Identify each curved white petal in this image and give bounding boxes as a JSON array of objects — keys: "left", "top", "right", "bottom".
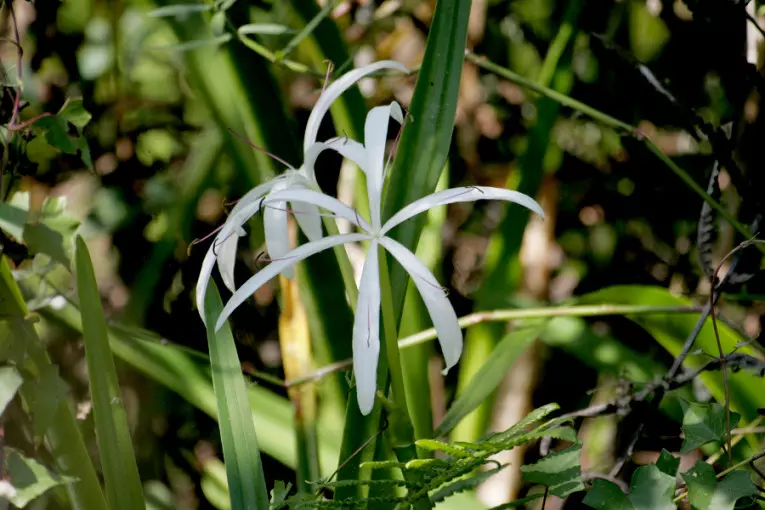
[
  {"left": 291, "top": 200, "right": 322, "bottom": 242},
  {"left": 364, "top": 103, "right": 402, "bottom": 230},
  {"left": 196, "top": 244, "right": 218, "bottom": 325},
  {"left": 381, "top": 186, "right": 544, "bottom": 236},
  {"left": 379, "top": 236, "right": 462, "bottom": 372},
  {"left": 264, "top": 200, "right": 292, "bottom": 279},
  {"left": 215, "top": 233, "right": 371, "bottom": 331},
  {"left": 323, "top": 137, "right": 368, "bottom": 173},
  {"left": 228, "top": 178, "right": 282, "bottom": 218},
  {"left": 353, "top": 240, "right": 381, "bottom": 415},
  {"left": 303, "top": 61, "right": 410, "bottom": 152},
  {"left": 265, "top": 188, "right": 373, "bottom": 233},
  {"left": 217, "top": 226, "right": 246, "bottom": 292}
]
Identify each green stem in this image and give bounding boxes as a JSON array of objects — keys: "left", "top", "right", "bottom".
[{"left": 236, "top": 33, "right": 323, "bottom": 77}]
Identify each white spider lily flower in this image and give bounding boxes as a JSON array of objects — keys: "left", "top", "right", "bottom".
[
  {"left": 211, "top": 102, "right": 544, "bottom": 415},
  {"left": 195, "top": 60, "right": 410, "bottom": 324}
]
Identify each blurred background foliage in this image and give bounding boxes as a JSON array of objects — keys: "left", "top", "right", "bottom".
[{"left": 4, "top": 0, "right": 765, "bottom": 508}]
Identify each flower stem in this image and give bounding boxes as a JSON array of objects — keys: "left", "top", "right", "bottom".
[{"left": 378, "top": 244, "right": 433, "bottom": 509}]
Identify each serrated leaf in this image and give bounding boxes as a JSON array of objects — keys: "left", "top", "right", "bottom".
[
  {"left": 708, "top": 470, "right": 757, "bottom": 510},
  {"left": 430, "top": 464, "right": 506, "bottom": 504},
  {"left": 414, "top": 439, "right": 470, "bottom": 458},
  {"left": 237, "top": 23, "right": 294, "bottom": 35},
  {"left": 27, "top": 363, "right": 68, "bottom": 437},
  {"left": 682, "top": 461, "right": 716, "bottom": 510},
  {"left": 583, "top": 479, "right": 633, "bottom": 509},
  {"left": 486, "top": 402, "right": 561, "bottom": 444},
  {"left": 146, "top": 4, "right": 212, "bottom": 17},
  {"left": 269, "top": 481, "right": 291, "bottom": 510},
  {"left": 5, "top": 447, "right": 76, "bottom": 507},
  {"left": 627, "top": 464, "right": 676, "bottom": 510},
  {"left": 655, "top": 449, "right": 680, "bottom": 478},
  {"left": 0, "top": 366, "right": 22, "bottom": 415},
  {"left": 151, "top": 34, "right": 232, "bottom": 52},
  {"left": 521, "top": 443, "right": 584, "bottom": 497},
  {"left": 435, "top": 325, "right": 547, "bottom": 437},
  {"left": 58, "top": 98, "right": 91, "bottom": 129},
  {"left": 680, "top": 400, "right": 740, "bottom": 453}
]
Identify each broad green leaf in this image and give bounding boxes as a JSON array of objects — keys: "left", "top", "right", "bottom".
[
  {"left": 25, "top": 136, "right": 58, "bottom": 165},
  {"left": 237, "top": 23, "right": 294, "bottom": 35},
  {"left": 34, "top": 116, "right": 77, "bottom": 154},
  {"left": 680, "top": 400, "right": 740, "bottom": 453},
  {"left": 627, "top": 464, "right": 675, "bottom": 510},
  {"left": 708, "top": 470, "right": 756, "bottom": 510},
  {"left": 0, "top": 366, "right": 22, "bottom": 415},
  {"left": 204, "top": 282, "right": 269, "bottom": 510},
  {"left": 27, "top": 363, "right": 69, "bottom": 437},
  {"left": 147, "top": 4, "right": 212, "bottom": 17},
  {"left": 583, "top": 479, "right": 633, "bottom": 509},
  {"left": 435, "top": 323, "right": 545, "bottom": 437},
  {"left": 655, "top": 449, "right": 680, "bottom": 478},
  {"left": 520, "top": 443, "right": 584, "bottom": 497},
  {"left": 579, "top": 285, "right": 765, "bottom": 418},
  {"left": 5, "top": 448, "right": 76, "bottom": 508},
  {"left": 682, "top": 461, "right": 716, "bottom": 510},
  {"left": 382, "top": 0, "right": 472, "bottom": 317},
  {"left": 58, "top": 98, "right": 92, "bottom": 129},
  {"left": 75, "top": 236, "right": 144, "bottom": 510}
]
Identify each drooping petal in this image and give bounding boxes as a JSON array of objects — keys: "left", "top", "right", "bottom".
[
  {"left": 228, "top": 178, "right": 282, "bottom": 218},
  {"left": 379, "top": 236, "right": 462, "bottom": 372},
  {"left": 291, "top": 200, "right": 322, "bottom": 242},
  {"left": 217, "top": 226, "right": 246, "bottom": 292},
  {"left": 352, "top": 240, "right": 381, "bottom": 415},
  {"left": 381, "top": 186, "right": 545, "bottom": 236},
  {"left": 196, "top": 244, "right": 218, "bottom": 326},
  {"left": 215, "top": 233, "right": 371, "bottom": 331},
  {"left": 264, "top": 200, "right": 292, "bottom": 278},
  {"left": 265, "top": 188, "right": 373, "bottom": 233},
  {"left": 364, "top": 102, "right": 403, "bottom": 230},
  {"left": 303, "top": 61, "right": 410, "bottom": 152},
  {"left": 323, "top": 137, "right": 368, "bottom": 173}
]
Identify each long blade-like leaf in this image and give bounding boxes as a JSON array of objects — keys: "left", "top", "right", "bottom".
[
  {"left": 74, "top": 236, "right": 144, "bottom": 510},
  {"left": 204, "top": 282, "right": 269, "bottom": 510}
]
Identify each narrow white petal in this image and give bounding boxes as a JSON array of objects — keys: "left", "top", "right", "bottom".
[
  {"left": 379, "top": 236, "right": 462, "bottom": 372},
  {"left": 363, "top": 104, "right": 401, "bottom": 229},
  {"left": 291, "top": 200, "right": 322, "bottom": 242},
  {"left": 353, "top": 240, "right": 381, "bottom": 415},
  {"left": 228, "top": 178, "right": 281, "bottom": 218},
  {"left": 303, "top": 61, "right": 410, "bottom": 152},
  {"left": 323, "top": 137, "right": 368, "bottom": 173},
  {"left": 381, "top": 186, "right": 545, "bottom": 235},
  {"left": 216, "top": 227, "right": 244, "bottom": 292},
  {"left": 264, "top": 201, "right": 293, "bottom": 279},
  {"left": 265, "top": 188, "right": 373, "bottom": 232},
  {"left": 196, "top": 245, "right": 218, "bottom": 325},
  {"left": 215, "top": 233, "right": 370, "bottom": 331}
]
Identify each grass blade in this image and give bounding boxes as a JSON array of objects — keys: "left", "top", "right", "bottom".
[
  {"left": 204, "top": 281, "right": 269, "bottom": 510},
  {"left": 74, "top": 236, "right": 143, "bottom": 510}
]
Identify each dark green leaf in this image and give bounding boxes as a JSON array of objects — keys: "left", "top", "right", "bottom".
[
  {"left": 5, "top": 448, "right": 76, "bottom": 508},
  {"left": 627, "top": 464, "right": 675, "bottom": 510},
  {"left": 708, "top": 471, "right": 756, "bottom": 510},
  {"left": 655, "top": 449, "right": 680, "bottom": 478},
  {"left": 58, "top": 98, "right": 92, "bottom": 129},
  {"left": 75, "top": 236, "right": 144, "bottom": 510},
  {"left": 682, "top": 461, "right": 716, "bottom": 510},
  {"left": 27, "top": 363, "right": 68, "bottom": 437},
  {"left": 583, "top": 479, "right": 633, "bottom": 510},
  {"left": 680, "top": 400, "right": 739, "bottom": 453},
  {"left": 435, "top": 324, "right": 546, "bottom": 437},
  {"left": 35, "top": 116, "right": 77, "bottom": 154},
  {"left": 0, "top": 366, "right": 22, "bottom": 415},
  {"left": 521, "top": 443, "right": 584, "bottom": 497}
]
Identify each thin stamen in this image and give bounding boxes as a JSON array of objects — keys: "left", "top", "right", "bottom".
[
  {"left": 227, "top": 128, "right": 296, "bottom": 170},
  {"left": 187, "top": 225, "right": 224, "bottom": 256},
  {"left": 321, "top": 60, "right": 334, "bottom": 95}
]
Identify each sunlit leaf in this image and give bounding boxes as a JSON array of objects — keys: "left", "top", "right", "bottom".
[
  {"left": 628, "top": 464, "right": 676, "bottom": 510},
  {"left": 0, "top": 366, "right": 22, "bottom": 415},
  {"left": 237, "top": 23, "right": 294, "bottom": 35},
  {"left": 680, "top": 400, "right": 740, "bottom": 453},
  {"left": 5, "top": 448, "right": 76, "bottom": 508},
  {"left": 681, "top": 461, "right": 757, "bottom": 510},
  {"left": 58, "top": 98, "right": 92, "bottom": 129},
  {"left": 520, "top": 443, "right": 584, "bottom": 497}
]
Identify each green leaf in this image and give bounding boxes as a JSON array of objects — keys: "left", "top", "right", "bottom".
[
  {"left": 682, "top": 461, "right": 716, "bottom": 510},
  {"left": 147, "top": 4, "right": 212, "bottom": 17},
  {"left": 520, "top": 443, "right": 584, "bottom": 497},
  {"left": 583, "top": 479, "right": 633, "bottom": 510},
  {"left": 488, "top": 494, "right": 544, "bottom": 509},
  {"left": 35, "top": 116, "right": 77, "bottom": 154},
  {"left": 435, "top": 323, "right": 545, "bottom": 437},
  {"left": 58, "top": 98, "right": 92, "bottom": 129},
  {"left": 25, "top": 136, "right": 58, "bottom": 165},
  {"left": 429, "top": 464, "right": 506, "bottom": 504},
  {"left": 486, "top": 403, "right": 561, "bottom": 444},
  {"left": 269, "top": 481, "right": 292, "bottom": 510},
  {"left": 0, "top": 366, "right": 22, "bottom": 415},
  {"left": 655, "top": 449, "right": 680, "bottom": 478},
  {"left": 152, "top": 34, "right": 232, "bottom": 52},
  {"left": 578, "top": 285, "right": 765, "bottom": 418},
  {"left": 75, "top": 236, "right": 144, "bottom": 510},
  {"left": 204, "top": 282, "right": 269, "bottom": 510},
  {"left": 708, "top": 470, "right": 757, "bottom": 510},
  {"left": 382, "top": 0, "right": 472, "bottom": 317},
  {"left": 27, "top": 363, "right": 69, "bottom": 437},
  {"left": 237, "top": 23, "right": 294, "bottom": 35},
  {"left": 5, "top": 448, "right": 76, "bottom": 508},
  {"left": 680, "top": 400, "right": 740, "bottom": 453},
  {"left": 627, "top": 464, "right": 676, "bottom": 510}
]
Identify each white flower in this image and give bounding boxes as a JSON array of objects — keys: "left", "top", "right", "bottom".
[
  {"left": 196, "top": 60, "right": 410, "bottom": 324},
  {"left": 210, "top": 102, "right": 545, "bottom": 415}
]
